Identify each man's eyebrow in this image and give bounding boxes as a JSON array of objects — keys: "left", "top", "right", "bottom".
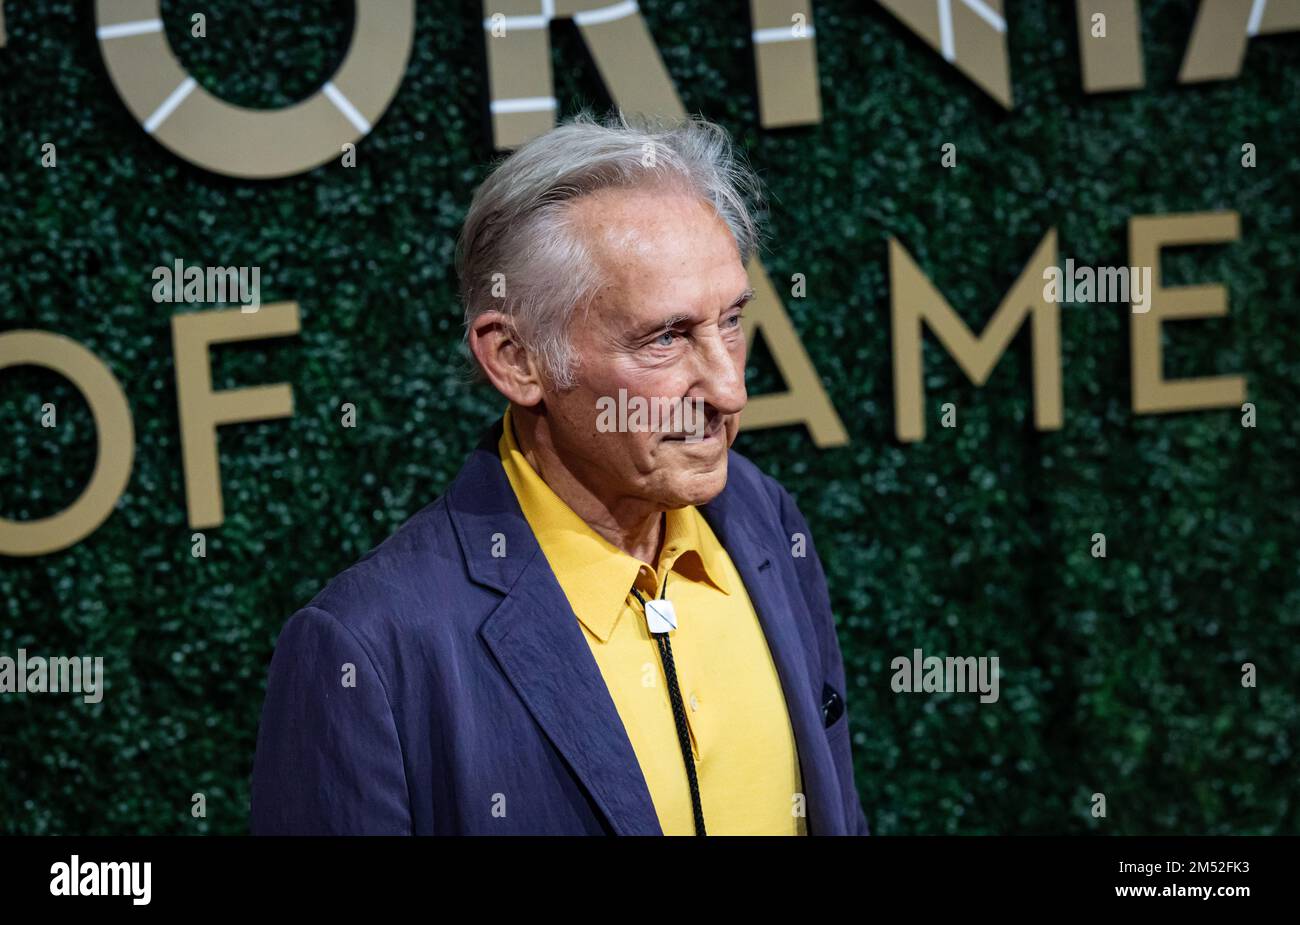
[
  {"left": 629, "top": 289, "right": 755, "bottom": 339},
  {"left": 632, "top": 312, "right": 692, "bottom": 338}
]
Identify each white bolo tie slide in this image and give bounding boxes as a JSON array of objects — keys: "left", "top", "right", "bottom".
[{"left": 629, "top": 572, "right": 706, "bottom": 835}]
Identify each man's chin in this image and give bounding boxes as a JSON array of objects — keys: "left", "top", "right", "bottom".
[{"left": 659, "top": 458, "right": 729, "bottom": 509}]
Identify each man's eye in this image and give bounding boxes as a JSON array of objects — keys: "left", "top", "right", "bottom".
[
  {"left": 654, "top": 331, "right": 677, "bottom": 347},
  {"left": 725, "top": 312, "right": 744, "bottom": 327}
]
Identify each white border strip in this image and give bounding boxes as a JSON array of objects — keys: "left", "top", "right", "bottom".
[
  {"left": 1247, "top": 0, "right": 1267, "bottom": 36},
  {"left": 96, "top": 18, "right": 164, "bottom": 40},
  {"left": 753, "top": 25, "right": 816, "bottom": 44},
  {"left": 490, "top": 96, "right": 558, "bottom": 114},
  {"left": 323, "top": 81, "right": 372, "bottom": 134},
  {"left": 961, "top": 0, "right": 1007, "bottom": 33},
  {"left": 483, "top": 14, "right": 549, "bottom": 30},
  {"left": 574, "top": 1, "right": 638, "bottom": 27},
  {"left": 143, "top": 76, "right": 196, "bottom": 134},
  {"left": 938, "top": 0, "right": 955, "bottom": 61}
]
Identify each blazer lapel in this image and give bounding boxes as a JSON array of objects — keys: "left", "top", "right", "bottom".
[
  {"left": 448, "top": 420, "right": 662, "bottom": 836},
  {"left": 700, "top": 464, "right": 847, "bottom": 836},
  {"left": 479, "top": 551, "right": 664, "bottom": 835}
]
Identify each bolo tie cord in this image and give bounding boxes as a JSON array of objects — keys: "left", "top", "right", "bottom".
[{"left": 630, "top": 573, "right": 706, "bottom": 836}]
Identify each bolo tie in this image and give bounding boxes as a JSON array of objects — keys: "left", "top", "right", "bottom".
[{"left": 629, "top": 572, "right": 706, "bottom": 836}]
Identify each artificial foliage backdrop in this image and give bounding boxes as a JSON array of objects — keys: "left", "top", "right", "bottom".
[{"left": 1, "top": 0, "right": 1297, "bottom": 834}]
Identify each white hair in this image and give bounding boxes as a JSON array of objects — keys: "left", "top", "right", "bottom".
[{"left": 456, "top": 109, "right": 766, "bottom": 388}]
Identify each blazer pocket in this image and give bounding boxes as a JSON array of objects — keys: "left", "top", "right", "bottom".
[{"left": 820, "top": 681, "right": 845, "bottom": 730}]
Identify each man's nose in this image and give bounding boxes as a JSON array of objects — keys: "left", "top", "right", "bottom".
[{"left": 692, "top": 330, "right": 747, "bottom": 415}]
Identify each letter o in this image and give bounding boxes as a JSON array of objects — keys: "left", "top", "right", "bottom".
[
  {"left": 0, "top": 332, "right": 135, "bottom": 557},
  {"left": 94, "top": 0, "right": 415, "bottom": 179}
]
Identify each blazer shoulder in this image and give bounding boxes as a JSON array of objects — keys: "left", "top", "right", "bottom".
[{"left": 300, "top": 494, "right": 467, "bottom": 635}]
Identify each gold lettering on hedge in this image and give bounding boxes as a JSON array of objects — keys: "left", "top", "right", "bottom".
[
  {"left": 875, "top": 0, "right": 1012, "bottom": 109},
  {"left": 1077, "top": 1, "right": 1145, "bottom": 92},
  {"left": 890, "top": 231, "right": 1061, "bottom": 443},
  {"left": 484, "top": 0, "right": 685, "bottom": 150},
  {"left": 484, "top": 0, "right": 822, "bottom": 148},
  {"left": 1129, "top": 211, "right": 1245, "bottom": 414},
  {"left": 750, "top": 1, "right": 822, "bottom": 128},
  {"left": 172, "top": 304, "right": 300, "bottom": 530},
  {"left": 94, "top": 0, "right": 415, "bottom": 179},
  {"left": 1180, "top": 0, "right": 1300, "bottom": 83},
  {"left": 743, "top": 263, "right": 848, "bottom": 447},
  {"left": 0, "top": 331, "right": 135, "bottom": 557},
  {"left": 487, "top": 0, "right": 846, "bottom": 447}
]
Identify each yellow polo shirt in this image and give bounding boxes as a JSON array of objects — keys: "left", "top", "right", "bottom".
[{"left": 498, "top": 408, "right": 805, "bottom": 835}]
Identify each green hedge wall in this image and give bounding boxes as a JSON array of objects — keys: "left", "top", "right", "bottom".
[{"left": 1, "top": 0, "right": 1297, "bottom": 834}]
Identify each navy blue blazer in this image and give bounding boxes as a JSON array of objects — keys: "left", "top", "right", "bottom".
[{"left": 250, "top": 418, "right": 869, "bottom": 835}]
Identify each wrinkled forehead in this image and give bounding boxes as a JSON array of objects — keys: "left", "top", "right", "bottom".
[{"left": 566, "top": 186, "right": 744, "bottom": 328}]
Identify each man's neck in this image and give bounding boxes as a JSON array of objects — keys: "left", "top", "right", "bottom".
[{"left": 510, "top": 406, "right": 666, "bottom": 565}]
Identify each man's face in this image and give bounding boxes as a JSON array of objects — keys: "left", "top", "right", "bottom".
[{"left": 537, "top": 186, "right": 751, "bottom": 510}]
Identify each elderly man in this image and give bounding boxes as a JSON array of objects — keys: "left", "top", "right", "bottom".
[{"left": 250, "top": 111, "right": 868, "bottom": 836}]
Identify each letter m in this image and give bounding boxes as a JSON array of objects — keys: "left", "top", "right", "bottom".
[{"left": 889, "top": 230, "right": 1061, "bottom": 442}]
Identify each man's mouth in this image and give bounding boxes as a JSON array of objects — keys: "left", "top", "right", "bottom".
[{"left": 662, "top": 416, "right": 724, "bottom": 443}]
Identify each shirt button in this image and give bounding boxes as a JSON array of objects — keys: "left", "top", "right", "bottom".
[{"left": 689, "top": 693, "right": 700, "bottom": 712}]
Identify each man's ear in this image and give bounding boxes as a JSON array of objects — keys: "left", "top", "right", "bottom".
[{"left": 467, "top": 310, "right": 545, "bottom": 407}]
